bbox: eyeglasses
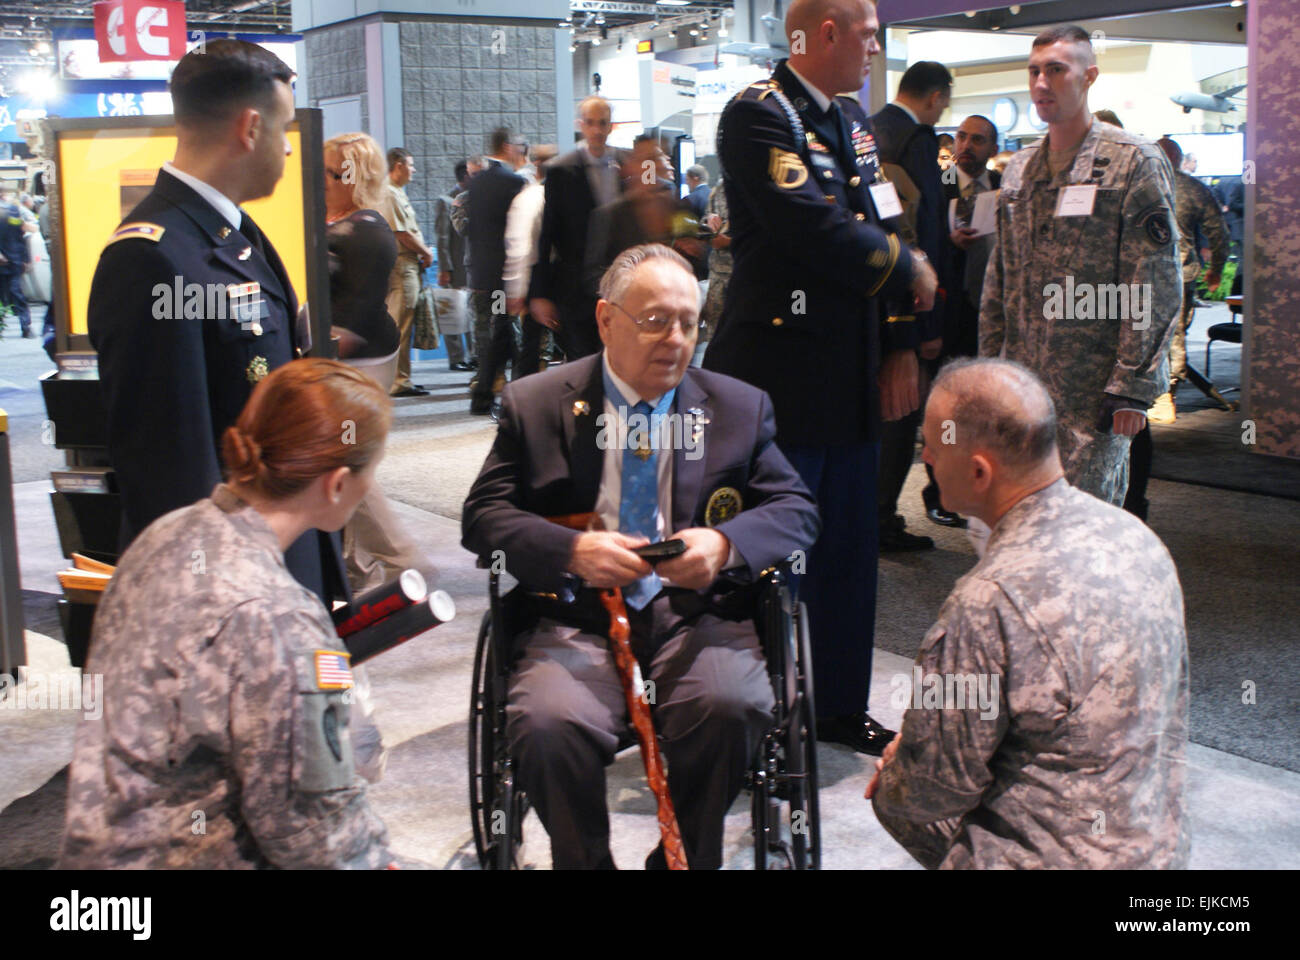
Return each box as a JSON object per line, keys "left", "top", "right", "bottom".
{"left": 609, "top": 301, "right": 699, "bottom": 338}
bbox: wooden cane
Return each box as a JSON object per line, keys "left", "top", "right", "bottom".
{"left": 599, "top": 587, "right": 689, "bottom": 870}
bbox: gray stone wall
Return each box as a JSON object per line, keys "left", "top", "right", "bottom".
{"left": 304, "top": 21, "right": 369, "bottom": 131}
{"left": 399, "top": 21, "right": 558, "bottom": 228}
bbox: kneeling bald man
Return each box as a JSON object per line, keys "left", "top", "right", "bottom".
{"left": 463, "top": 244, "right": 820, "bottom": 869}
{"left": 867, "top": 358, "right": 1189, "bottom": 869}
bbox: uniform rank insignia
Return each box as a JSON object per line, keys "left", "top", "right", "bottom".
{"left": 314, "top": 650, "right": 354, "bottom": 690}
{"left": 246, "top": 355, "right": 269, "bottom": 383}
{"left": 106, "top": 222, "right": 165, "bottom": 246}
{"left": 705, "top": 487, "right": 742, "bottom": 527}
{"left": 769, "top": 148, "right": 808, "bottom": 189}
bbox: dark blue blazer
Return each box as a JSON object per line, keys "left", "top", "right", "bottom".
{"left": 465, "top": 158, "right": 525, "bottom": 293}
{"left": 871, "top": 102, "right": 945, "bottom": 342}
{"left": 461, "top": 353, "right": 820, "bottom": 596}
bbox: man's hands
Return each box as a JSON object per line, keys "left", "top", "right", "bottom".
{"left": 1204, "top": 267, "right": 1222, "bottom": 294}
{"left": 529, "top": 297, "right": 560, "bottom": 331}
{"left": 919, "top": 336, "right": 943, "bottom": 361}
{"left": 506, "top": 297, "right": 527, "bottom": 317}
{"left": 567, "top": 528, "right": 732, "bottom": 592}
{"left": 911, "top": 250, "right": 938, "bottom": 314}
{"left": 863, "top": 732, "right": 903, "bottom": 800}
{"left": 569, "top": 532, "right": 652, "bottom": 589}
{"left": 880, "top": 348, "right": 921, "bottom": 422}
{"left": 656, "top": 528, "right": 730, "bottom": 591}
{"left": 1112, "top": 409, "right": 1146, "bottom": 436}
{"left": 419, "top": 250, "right": 434, "bottom": 269}
{"left": 949, "top": 225, "right": 979, "bottom": 251}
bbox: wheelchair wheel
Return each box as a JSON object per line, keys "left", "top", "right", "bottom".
{"left": 752, "top": 596, "right": 821, "bottom": 870}
{"left": 469, "top": 609, "right": 526, "bottom": 869}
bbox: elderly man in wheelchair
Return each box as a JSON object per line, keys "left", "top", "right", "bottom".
{"left": 462, "top": 244, "right": 820, "bottom": 869}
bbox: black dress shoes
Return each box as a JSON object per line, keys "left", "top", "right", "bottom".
{"left": 390, "top": 385, "right": 429, "bottom": 398}
{"left": 926, "top": 505, "right": 968, "bottom": 529}
{"left": 816, "top": 712, "right": 896, "bottom": 756}
{"left": 450, "top": 361, "right": 473, "bottom": 371}
{"left": 879, "top": 528, "right": 935, "bottom": 552}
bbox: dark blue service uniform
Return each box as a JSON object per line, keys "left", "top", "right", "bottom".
{"left": 704, "top": 60, "right": 921, "bottom": 718}
{"left": 88, "top": 169, "right": 347, "bottom": 607}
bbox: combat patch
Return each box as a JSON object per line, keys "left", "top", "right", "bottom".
{"left": 1137, "top": 205, "right": 1173, "bottom": 246}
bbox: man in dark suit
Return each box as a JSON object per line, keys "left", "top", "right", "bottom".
{"left": 87, "top": 39, "right": 346, "bottom": 607}
{"left": 923, "top": 115, "right": 1001, "bottom": 527}
{"left": 703, "top": 0, "right": 937, "bottom": 756}
{"left": 871, "top": 60, "right": 951, "bottom": 552}
{"left": 465, "top": 128, "right": 527, "bottom": 415}
{"left": 463, "top": 245, "right": 819, "bottom": 869}
{"left": 528, "top": 96, "right": 624, "bottom": 361}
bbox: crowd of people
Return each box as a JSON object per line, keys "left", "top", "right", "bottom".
{"left": 58, "top": 0, "right": 1216, "bottom": 870}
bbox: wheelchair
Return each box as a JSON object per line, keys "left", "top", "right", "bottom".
{"left": 468, "top": 561, "right": 820, "bottom": 870}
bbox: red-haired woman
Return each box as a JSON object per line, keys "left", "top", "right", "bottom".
{"left": 61, "top": 359, "right": 405, "bottom": 869}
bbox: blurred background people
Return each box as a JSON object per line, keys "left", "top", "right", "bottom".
{"left": 528, "top": 96, "right": 623, "bottom": 361}
{"left": 465, "top": 128, "right": 528, "bottom": 415}
{"left": 936, "top": 132, "right": 954, "bottom": 171}
{"left": 0, "top": 188, "right": 31, "bottom": 337}
{"left": 683, "top": 164, "right": 711, "bottom": 217}
{"left": 504, "top": 144, "right": 560, "bottom": 378}
{"left": 434, "top": 157, "right": 481, "bottom": 372}
{"left": 323, "top": 133, "right": 399, "bottom": 363}
{"left": 697, "top": 178, "right": 732, "bottom": 366}
{"left": 382, "top": 146, "right": 435, "bottom": 398}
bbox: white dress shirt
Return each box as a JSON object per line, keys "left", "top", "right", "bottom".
{"left": 503, "top": 181, "right": 545, "bottom": 300}
{"left": 162, "top": 161, "right": 242, "bottom": 230}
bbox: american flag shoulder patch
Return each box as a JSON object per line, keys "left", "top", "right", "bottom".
{"left": 314, "top": 649, "right": 354, "bottom": 690}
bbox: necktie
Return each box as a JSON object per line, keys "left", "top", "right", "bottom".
{"left": 619, "top": 399, "right": 662, "bottom": 609}
{"left": 240, "top": 213, "right": 267, "bottom": 258}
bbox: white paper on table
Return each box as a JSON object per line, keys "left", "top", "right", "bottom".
{"left": 949, "top": 190, "right": 999, "bottom": 237}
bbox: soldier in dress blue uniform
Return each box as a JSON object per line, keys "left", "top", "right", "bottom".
{"left": 88, "top": 39, "right": 347, "bottom": 606}
{"left": 703, "top": 0, "right": 938, "bottom": 754}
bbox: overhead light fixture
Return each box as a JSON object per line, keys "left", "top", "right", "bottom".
{"left": 592, "top": 35, "right": 601, "bottom": 45}
{"left": 1009, "top": 4, "right": 1021, "bottom": 13}
{"left": 668, "top": 28, "right": 677, "bottom": 37}
{"left": 657, "top": 0, "right": 692, "bottom": 6}
{"left": 964, "top": 10, "right": 977, "bottom": 17}
{"left": 570, "top": 43, "right": 577, "bottom": 52}
{"left": 689, "top": 27, "right": 699, "bottom": 36}
{"left": 595, "top": 13, "right": 605, "bottom": 24}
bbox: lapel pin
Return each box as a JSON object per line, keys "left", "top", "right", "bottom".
{"left": 217, "top": 226, "right": 232, "bottom": 239}
{"left": 237, "top": 247, "right": 253, "bottom": 261}
{"left": 573, "top": 400, "right": 591, "bottom": 416}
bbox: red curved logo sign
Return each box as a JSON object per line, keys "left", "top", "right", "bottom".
{"left": 94, "top": 0, "right": 186, "bottom": 62}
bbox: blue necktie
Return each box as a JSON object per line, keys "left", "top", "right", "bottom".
{"left": 620, "top": 399, "right": 662, "bottom": 609}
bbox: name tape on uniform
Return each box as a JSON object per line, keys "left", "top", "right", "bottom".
{"left": 869, "top": 181, "right": 904, "bottom": 220}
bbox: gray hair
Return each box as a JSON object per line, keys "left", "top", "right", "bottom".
{"left": 931, "top": 358, "right": 1058, "bottom": 472}
{"left": 598, "top": 243, "right": 694, "bottom": 303}
{"left": 686, "top": 164, "right": 708, "bottom": 183}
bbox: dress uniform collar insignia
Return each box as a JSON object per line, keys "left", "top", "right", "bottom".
{"left": 106, "top": 222, "right": 165, "bottom": 246}
{"left": 793, "top": 96, "right": 810, "bottom": 111}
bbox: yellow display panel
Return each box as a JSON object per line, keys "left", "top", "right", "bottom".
{"left": 58, "top": 122, "right": 308, "bottom": 337}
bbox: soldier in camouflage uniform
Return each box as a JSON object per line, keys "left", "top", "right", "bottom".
{"left": 1154, "top": 136, "right": 1230, "bottom": 416}
{"left": 61, "top": 360, "right": 401, "bottom": 869}
{"left": 869, "top": 359, "right": 1189, "bottom": 869}
{"left": 980, "top": 26, "right": 1181, "bottom": 505}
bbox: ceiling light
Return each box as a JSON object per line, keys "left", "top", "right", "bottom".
{"left": 595, "top": 13, "right": 605, "bottom": 24}
{"left": 592, "top": 35, "right": 601, "bottom": 45}
{"left": 657, "top": 0, "right": 691, "bottom": 6}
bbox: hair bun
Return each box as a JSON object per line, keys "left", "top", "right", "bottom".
{"left": 222, "top": 425, "right": 263, "bottom": 483}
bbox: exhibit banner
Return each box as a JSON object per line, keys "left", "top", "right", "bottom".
{"left": 94, "top": 0, "right": 188, "bottom": 63}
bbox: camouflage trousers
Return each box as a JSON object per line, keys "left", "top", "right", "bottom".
{"left": 1058, "top": 414, "right": 1132, "bottom": 506}
{"left": 1167, "top": 282, "right": 1197, "bottom": 388}
{"left": 873, "top": 804, "right": 963, "bottom": 869}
